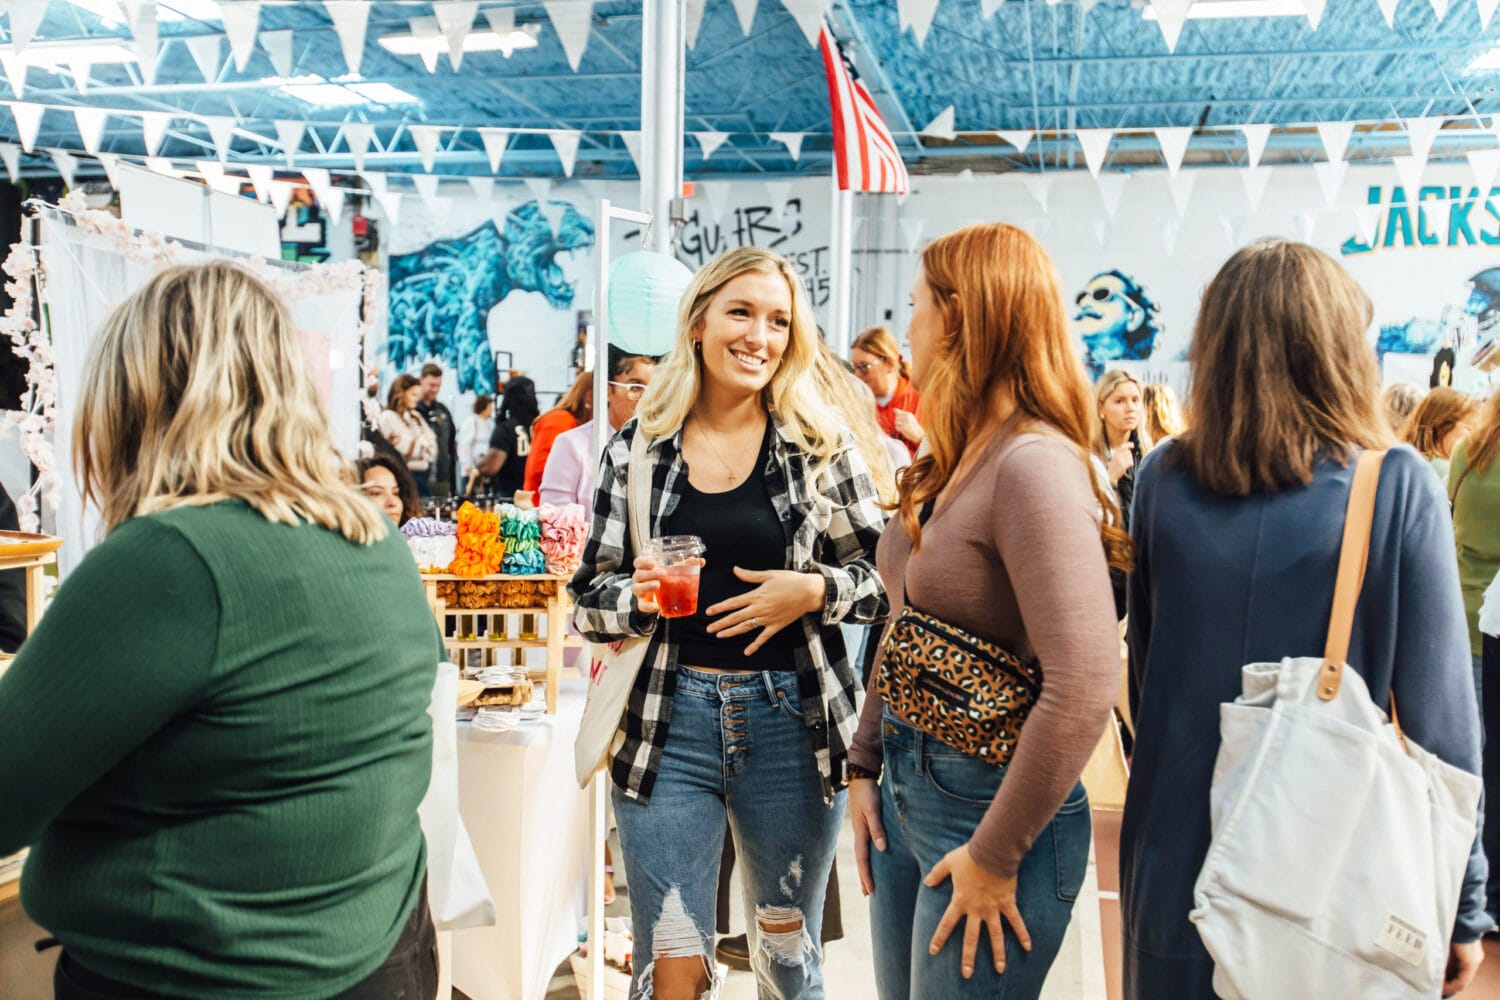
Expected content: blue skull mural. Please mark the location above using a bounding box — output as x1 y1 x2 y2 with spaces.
387 200 596 395
1375 266 1498 362
1072 270 1162 381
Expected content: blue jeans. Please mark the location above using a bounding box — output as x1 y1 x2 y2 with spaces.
869 710 1091 1000
612 666 845 1000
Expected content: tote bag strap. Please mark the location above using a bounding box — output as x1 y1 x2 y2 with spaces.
625 426 653 556
1317 449 1388 702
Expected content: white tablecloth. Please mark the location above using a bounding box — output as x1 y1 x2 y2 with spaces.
451 678 592 1000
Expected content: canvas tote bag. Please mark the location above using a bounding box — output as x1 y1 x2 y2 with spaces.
1190 450 1483 999
574 428 654 787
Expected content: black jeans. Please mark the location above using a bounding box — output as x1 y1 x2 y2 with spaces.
53 889 437 1000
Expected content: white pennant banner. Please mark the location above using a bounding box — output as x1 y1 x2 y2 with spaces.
542 0 595 71
1151 0 1192 52
246 163 274 204
361 170 385 199
73 107 108 156
343 122 373 171
1167 168 1197 216
1022 173 1052 212
1240 164 1272 212
620 130 643 173
379 192 402 226
261 29 294 78
1095 173 1128 220
145 156 177 177
413 173 442 208
69 59 93 93
478 127 510 172
49 149 78 189
1351 204 1379 246
995 129 1032 152
0 53 26 99
203 116 236 162
302 166 338 217
1312 159 1347 206
197 160 225 187
218 1 263 72
1317 120 1355 163
409 124 443 172
694 131 729 160
433 1 479 71
921 106 956 141
1404 116 1444 166
781 0 834 46
0 143 18 184
1302 0 1327 29
468 176 495 201
274 120 305 166
1391 154 1424 198
1239 123 1272 169
1075 128 1114 178
1423 196 1452 243
524 176 552 204
549 130 581 176
538 199 567 236
685 0 709 48
323 0 372 76
1468 148 1500 197
1377 0 1401 24
732 0 759 33
96 151 119 188
185 34 222 83
1480 0 1499 29
130 0 159 85
140 111 172 157
1430 0 1450 19
1155 126 1192 176
769 132 805 161
10 103 42 153
269 180 295 217
409 17 441 73
8 0 46 53
899 0 941 46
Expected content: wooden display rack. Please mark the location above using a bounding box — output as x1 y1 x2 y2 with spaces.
0 534 62 906
420 573 583 714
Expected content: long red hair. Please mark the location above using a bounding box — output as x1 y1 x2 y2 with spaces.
897 223 1131 571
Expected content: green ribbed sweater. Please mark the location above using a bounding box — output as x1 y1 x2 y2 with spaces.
0 502 442 997
1449 438 1500 655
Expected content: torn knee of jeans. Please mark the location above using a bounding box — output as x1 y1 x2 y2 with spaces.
755 904 814 970
632 886 718 1000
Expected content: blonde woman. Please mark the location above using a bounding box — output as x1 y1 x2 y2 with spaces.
852 325 923 455
570 247 888 1000
0 263 442 998
1141 382 1185 443
380 373 439 495
1094 369 1154 527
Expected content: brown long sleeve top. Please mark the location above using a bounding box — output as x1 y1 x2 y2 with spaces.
849 427 1121 877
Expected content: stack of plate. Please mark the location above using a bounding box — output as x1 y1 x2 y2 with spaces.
472 707 520 733
473 666 528 686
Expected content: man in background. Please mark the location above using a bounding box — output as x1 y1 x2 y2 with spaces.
416 363 459 498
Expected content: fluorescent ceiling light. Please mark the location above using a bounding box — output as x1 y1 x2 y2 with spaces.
1468 46 1500 73
1142 0 1306 20
271 74 421 107
17 40 138 69
378 23 542 59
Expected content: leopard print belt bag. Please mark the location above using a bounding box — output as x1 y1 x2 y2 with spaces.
875 605 1044 766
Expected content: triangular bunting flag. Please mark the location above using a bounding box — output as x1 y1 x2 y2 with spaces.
0 144 16 184
323 0 371 76
1167 169 1196 216
49 149 79 189
68 60 92 93
274 120 305 166
524 176 552 204
140 110 171 156
1096 173 1127 220
694 131 729 160
145 156 176 177
1423 197 1452 242
0 53 26 99
539 199 567 236
303 165 338 212
770 132 805 161
781 0 834 46
343 122 373 171
1022 173 1052 212
699 179 731 221
1075 128 1113 177
203 116 237 162
1377 0 1401 24
620 131 643 174
197 160 225 187
981 0 1005 14
1151 0 1191 52
409 17 441 73
899 0 941 46
96 151 119 188
1239 123 1272 169
186 34 222 83
1161 216 1181 256
468 176 495 201
409 124 443 173
218 1 262 72
129 0 159 85
261 29 294 78
1480 0 1499 29
1312 159 1347 206
8 103 42 153
1155 126 1192 176
413 173 441 209
549 130 581 176
433 1 478 71
269 180 295 217
1240 164 1272 212
995 129 1032 152
482 6 516 52
379 192 402 225
1429 0 1449 19
900 217 926 252
1351 204 1378 245
1392 154 1424 197
542 0 595 72
685 0 708 49
73 107 108 155
1404 116 1443 166
921 106 957 141
7 0 46 54
479 128 509 172
1317 120 1355 163
1302 0 1327 29
732 0 759 34
246 163 274 204
1093 216 1109 248
1297 210 1316 244
1468 148 1500 197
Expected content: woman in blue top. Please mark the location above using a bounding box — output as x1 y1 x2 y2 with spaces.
1121 240 1489 998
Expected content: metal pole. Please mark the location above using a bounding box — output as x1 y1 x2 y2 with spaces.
639 0 684 252
829 180 855 356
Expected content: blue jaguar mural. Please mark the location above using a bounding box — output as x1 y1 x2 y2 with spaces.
1375 266 1499 369
387 200 596 395
1071 270 1163 381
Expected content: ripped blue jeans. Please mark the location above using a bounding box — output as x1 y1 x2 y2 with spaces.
612 665 845 1000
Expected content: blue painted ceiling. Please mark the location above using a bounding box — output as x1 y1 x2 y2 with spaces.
2 0 1499 182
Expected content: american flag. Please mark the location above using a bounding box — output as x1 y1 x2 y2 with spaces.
819 24 909 195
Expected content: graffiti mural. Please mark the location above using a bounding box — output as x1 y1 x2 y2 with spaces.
1374 268 1499 375
1071 270 1163 381
387 200 595 395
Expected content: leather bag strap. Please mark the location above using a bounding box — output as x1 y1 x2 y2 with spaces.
1318 450 1387 701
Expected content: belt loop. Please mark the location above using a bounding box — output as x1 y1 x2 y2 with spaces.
760 671 778 706
913 726 925 776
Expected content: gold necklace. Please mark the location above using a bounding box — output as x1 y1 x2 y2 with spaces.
694 415 760 485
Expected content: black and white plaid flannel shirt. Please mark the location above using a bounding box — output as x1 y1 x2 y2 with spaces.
568 416 889 804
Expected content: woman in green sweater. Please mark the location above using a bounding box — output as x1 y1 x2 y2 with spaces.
0 262 443 998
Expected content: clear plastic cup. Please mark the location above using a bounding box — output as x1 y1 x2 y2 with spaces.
641 535 706 618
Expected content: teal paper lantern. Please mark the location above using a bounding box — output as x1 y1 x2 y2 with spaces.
607 251 694 356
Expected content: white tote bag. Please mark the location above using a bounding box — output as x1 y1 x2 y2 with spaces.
573 429 654 788
1190 451 1483 1000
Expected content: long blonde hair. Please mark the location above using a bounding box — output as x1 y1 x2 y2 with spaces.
812 342 898 504
75 261 389 544
1402 387 1476 459
1093 369 1155 458
635 247 846 473
1142 382 1186 441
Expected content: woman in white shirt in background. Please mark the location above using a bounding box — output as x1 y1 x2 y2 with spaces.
539 349 657 515
457 395 495 495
